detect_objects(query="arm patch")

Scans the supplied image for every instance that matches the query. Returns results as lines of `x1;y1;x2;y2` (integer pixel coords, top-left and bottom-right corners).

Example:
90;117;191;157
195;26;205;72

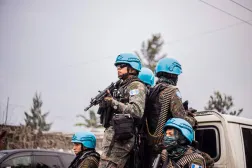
189;157;205;168
176;91;182;99
129;89;139;96
191;164;202;168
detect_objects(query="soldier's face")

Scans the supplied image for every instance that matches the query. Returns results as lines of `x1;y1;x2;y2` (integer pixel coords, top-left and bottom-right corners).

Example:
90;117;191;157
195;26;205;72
116;64;128;78
165;128;175;137
73;143;82;155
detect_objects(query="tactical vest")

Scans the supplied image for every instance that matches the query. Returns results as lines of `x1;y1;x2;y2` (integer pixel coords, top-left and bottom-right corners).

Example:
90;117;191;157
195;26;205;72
111;77;144;136
113;76;142;103
144;83;177;144
68;150;100;168
99;77;142;128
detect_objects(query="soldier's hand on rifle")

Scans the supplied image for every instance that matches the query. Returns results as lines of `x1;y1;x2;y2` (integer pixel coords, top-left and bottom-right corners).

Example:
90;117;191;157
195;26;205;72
98;90;113;108
104;90;113;105
153;143;166;153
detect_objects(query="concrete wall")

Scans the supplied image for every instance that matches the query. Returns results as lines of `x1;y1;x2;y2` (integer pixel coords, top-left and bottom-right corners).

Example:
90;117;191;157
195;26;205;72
0;125;104;153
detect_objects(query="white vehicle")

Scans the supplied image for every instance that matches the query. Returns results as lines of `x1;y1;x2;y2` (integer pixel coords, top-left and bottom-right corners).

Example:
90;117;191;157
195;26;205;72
195;111;252;168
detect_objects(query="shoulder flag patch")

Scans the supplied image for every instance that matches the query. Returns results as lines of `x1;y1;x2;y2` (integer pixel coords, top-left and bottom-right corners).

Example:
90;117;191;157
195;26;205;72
176;91;182;99
129;89;139;96
191;164;202;168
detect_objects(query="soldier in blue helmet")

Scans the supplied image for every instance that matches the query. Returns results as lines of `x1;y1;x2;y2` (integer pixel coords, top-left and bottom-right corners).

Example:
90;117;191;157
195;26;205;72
137;67;155;168
138;67;155;88
143;58;197;168
69;132;100;168
98;53;147;168
161;118;206;168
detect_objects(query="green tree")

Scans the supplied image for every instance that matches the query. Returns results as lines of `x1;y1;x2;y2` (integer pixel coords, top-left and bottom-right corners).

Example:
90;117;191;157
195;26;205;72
75;110;101;128
135;33;167;71
24;92;52;133
205;91;243;116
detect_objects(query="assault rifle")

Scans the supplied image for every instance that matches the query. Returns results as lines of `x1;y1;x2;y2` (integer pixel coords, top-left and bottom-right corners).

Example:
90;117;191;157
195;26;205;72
152;144;169;168
84;79;122;111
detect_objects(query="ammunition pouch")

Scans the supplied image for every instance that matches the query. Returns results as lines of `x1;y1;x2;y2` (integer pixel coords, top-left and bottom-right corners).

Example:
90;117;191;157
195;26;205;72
112;114;135;141
98;107;113;128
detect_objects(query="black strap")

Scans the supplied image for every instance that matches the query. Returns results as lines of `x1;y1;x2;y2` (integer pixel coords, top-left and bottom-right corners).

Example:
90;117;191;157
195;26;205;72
133;132;140;167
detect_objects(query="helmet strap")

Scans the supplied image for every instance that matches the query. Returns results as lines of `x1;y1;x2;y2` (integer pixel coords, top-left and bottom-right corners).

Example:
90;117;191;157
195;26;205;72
81;144;86;151
177;131;189;145
127;66;139;76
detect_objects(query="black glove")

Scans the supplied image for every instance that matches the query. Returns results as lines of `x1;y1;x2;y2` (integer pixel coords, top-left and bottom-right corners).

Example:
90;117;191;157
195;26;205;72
183;100;197;114
153;143;165;153
183;100;189;111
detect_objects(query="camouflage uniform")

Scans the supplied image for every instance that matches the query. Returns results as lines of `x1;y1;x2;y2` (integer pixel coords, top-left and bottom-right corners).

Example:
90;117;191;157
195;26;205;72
99;77;147;168
78;156;100;168
163;147;206;168
160;84;185;119
144;81;196;168
146;82;196;133
69;150;100;168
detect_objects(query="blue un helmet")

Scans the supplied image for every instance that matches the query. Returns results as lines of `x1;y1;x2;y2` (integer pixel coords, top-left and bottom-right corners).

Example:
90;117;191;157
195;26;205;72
138;67;154;86
155;57;182;76
114;53;142;71
71;132;96;149
163;118;194;144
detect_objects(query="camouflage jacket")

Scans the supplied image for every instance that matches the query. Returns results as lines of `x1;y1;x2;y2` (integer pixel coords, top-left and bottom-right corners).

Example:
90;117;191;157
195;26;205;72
100;76;147;166
69;150;100;168
146;82;196;134
110;77;147;118
161;84;196;126
78;156;100;168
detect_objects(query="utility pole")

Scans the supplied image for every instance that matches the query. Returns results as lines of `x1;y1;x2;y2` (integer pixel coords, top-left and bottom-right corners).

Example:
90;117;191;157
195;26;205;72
4;97;9;125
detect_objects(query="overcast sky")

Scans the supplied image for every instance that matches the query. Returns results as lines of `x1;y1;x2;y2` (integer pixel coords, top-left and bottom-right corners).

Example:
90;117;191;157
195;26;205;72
0;0;252;133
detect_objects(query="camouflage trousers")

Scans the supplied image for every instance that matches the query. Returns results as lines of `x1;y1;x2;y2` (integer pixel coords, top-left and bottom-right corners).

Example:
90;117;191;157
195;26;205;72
99;126;135;168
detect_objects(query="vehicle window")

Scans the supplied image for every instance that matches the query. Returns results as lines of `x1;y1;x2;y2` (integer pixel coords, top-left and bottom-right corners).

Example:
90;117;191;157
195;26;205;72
242;127;252;168
1;156;32;168
34;155;61;168
60;154;75;167
195;126;220;161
